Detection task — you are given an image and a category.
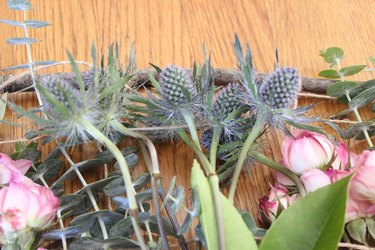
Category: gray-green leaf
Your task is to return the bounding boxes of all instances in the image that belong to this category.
[319,47,344,67]
[326,81,358,97]
[318,69,341,79]
[6,37,38,45]
[339,65,366,76]
[7,0,31,10]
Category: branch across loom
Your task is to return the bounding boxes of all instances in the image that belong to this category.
[0,68,336,93]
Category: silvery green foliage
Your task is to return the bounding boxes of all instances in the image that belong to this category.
[159,66,197,107]
[259,67,301,109]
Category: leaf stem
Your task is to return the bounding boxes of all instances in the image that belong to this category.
[345,92,374,147]
[250,151,306,196]
[78,120,147,250]
[228,111,267,203]
[59,146,109,240]
[210,127,220,171]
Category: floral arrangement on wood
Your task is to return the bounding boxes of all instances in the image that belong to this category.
[0,1,375,250]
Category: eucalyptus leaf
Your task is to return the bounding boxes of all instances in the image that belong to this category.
[1,61,56,71]
[32,159,63,180]
[7,0,31,10]
[90,212,124,239]
[0,93,7,120]
[69,237,138,250]
[76,176,117,194]
[339,65,366,76]
[169,186,185,214]
[346,218,367,245]
[109,212,149,237]
[355,125,375,140]
[319,47,344,67]
[240,210,267,238]
[339,121,373,139]
[369,56,375,64]
[191,160,257,250]
[260,176,351,250]
[132,173,151,190]
[59,194,86,214]
[341,79,375,102]
[177,188,200,235]
[17,147,41,163]
[24,20,50,28]
[349,86,375,109]
[145,215,177,236]
[103,176,125,196]
[318,69,340,79]
[6,37,38,45]
[326,81,358,97]
[70,210,116,232]
[43,226,82,241]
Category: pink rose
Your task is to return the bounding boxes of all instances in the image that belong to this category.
[0,153,32,185]
[282,130,335,174]
[331,142,358,170]
[300,169,331,193]
[0,181,59,238]
[258,185,298,226]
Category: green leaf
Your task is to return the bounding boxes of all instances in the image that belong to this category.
[319,47,344,67]
[69,237,138,250]
[6,37,38,45]
[339,65,366,76]
[260,175,351,250]
[240,210,267,238]
[369,56,375,64]
[318,69,341,79]
[349,85,375,109]
[146,215,177,237]
[0,93,7,120]
[7,0,31,10]
[191,160,257,250]
[346,218,367,245]
[365,218,375,240]
[326,81,358,97]
[339,121,373,139]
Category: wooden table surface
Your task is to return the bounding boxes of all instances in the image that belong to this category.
[1,0,374,243]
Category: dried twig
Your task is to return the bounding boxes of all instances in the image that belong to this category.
[0,68,336,94]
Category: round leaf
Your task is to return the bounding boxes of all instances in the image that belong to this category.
[326,81,358,97]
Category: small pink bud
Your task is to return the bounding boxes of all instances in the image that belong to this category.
[300,169,331,193]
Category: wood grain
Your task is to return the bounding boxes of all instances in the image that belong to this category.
[0,0,374,245]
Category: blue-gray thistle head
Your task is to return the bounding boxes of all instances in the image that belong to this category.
[259,67,301,109]
[159,66,197,107]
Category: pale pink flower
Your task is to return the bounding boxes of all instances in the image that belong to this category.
[282,130,335,174]
[331,142,358,170]
[300,169,331,193]
[0,153,32,185]
[0,181,59,238]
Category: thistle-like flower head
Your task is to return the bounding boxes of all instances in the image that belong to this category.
[259,67,301,109]
[159,66,197,107]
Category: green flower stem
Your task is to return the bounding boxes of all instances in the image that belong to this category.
[59,147,109,240]
[110,120,169,250]
[22,10,43,107]
[345,92,374,147]
[79,120,147,250]
[179,112,226,250]
[210,127,220,171]
[228,112,267,203]
[250,151,306,196]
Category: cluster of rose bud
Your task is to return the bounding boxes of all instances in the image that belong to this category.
[259,129,375,226]
[0,153,59,248]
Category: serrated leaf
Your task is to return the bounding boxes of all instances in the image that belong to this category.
[0,93,7,120]
[347,218,367,245]
[326,81,358,97]
[339,65,366,76]
[260,175,351,250]
[319,47,344,67]
[191,160,257,250]
[7,0,31,10]
[318,69,341,79]
[6,37,38,45]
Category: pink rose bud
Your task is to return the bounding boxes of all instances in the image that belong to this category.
[300,169,331,193]
[349,150,375,203]
[0,153,32,185]
[331,142,358,170]
[258,185,298,226]
[282,130,335,174]
[0,180,59,237]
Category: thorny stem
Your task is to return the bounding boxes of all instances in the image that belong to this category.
[110,120,169,250]
[345,92,374,147]
[59,146,109,240]
[228,111,267,203]
[250,151,306,196]
[78,120,147,250]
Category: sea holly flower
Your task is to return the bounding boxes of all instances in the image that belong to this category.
[282,130,335,174]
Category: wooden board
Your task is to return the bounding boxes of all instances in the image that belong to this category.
[0,0,374,245]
